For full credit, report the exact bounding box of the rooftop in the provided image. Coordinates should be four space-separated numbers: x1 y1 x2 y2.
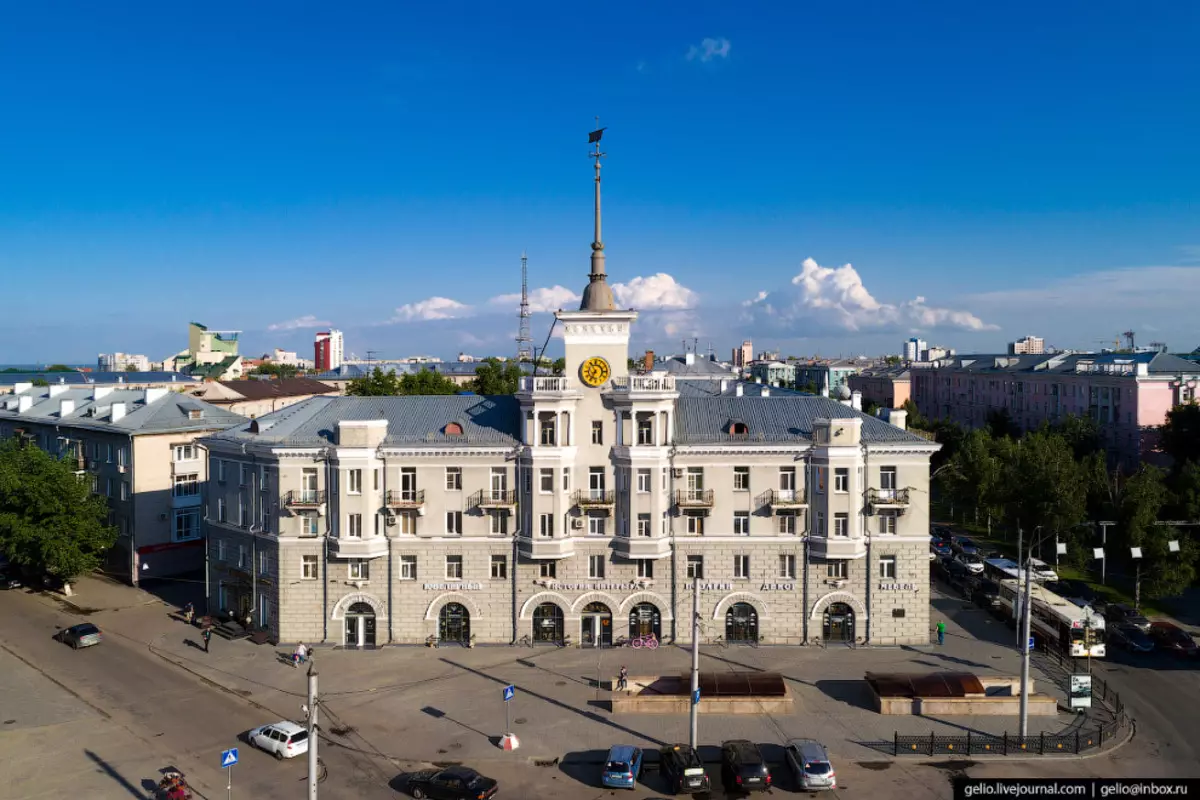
213 377 338 401
674 395 935 445
0 387 247 434
0 371 199 387
930 351 1200 377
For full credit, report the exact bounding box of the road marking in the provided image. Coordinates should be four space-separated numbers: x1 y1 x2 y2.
0 640 112 720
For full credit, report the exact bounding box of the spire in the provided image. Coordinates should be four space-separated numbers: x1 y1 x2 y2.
516 251 533 362
579 118 616 312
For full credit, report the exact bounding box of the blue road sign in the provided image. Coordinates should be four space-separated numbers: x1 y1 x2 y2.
503 685 516 702
692 689 701 706
221 748 239 768
1027 637 1036 652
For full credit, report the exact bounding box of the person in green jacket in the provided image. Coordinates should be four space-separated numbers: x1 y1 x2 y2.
936 620 947 645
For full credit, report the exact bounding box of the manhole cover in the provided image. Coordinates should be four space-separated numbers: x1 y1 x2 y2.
3 720 15 725
556 681 567 686
514 717 527 725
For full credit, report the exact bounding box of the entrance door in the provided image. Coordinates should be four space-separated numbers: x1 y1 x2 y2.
823 602 856 643
533 603 564 644
581 601 612 647
399 468 417 503
439 603 471 644
628 603 661 638
725 603 759 644
301 469 318 503
686 468 704 501
344 602 377 648
490 468 507 502
588 468 606 501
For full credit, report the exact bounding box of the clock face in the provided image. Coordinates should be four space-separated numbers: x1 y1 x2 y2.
580 356 611 387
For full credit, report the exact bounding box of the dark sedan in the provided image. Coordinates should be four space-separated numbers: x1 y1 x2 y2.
0 570 21 590
405 766 497 800
1108 623 1155 653
1149 622 1198 657
660 744 710 795
1107 604 1151 632
54 623 103 649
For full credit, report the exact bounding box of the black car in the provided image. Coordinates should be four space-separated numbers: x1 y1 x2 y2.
1107 604 1151 632
971 579 1002 613
405 766 497 800
660 744 710 795
1148 622 1198 657
1108 623 1154 653
720 739 771 793
0 570 21 590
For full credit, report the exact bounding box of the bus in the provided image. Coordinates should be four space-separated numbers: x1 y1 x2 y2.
996 578 1106 658
983 558 1025 583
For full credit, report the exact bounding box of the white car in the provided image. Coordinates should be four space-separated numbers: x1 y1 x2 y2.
248 721 309 760
954 553 984 574
1027 558 1058 582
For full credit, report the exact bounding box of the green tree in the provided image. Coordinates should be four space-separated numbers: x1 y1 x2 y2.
252 363 299 379
885 355 901 366
1053 415 1105 460
46 364 74 372
346 367 402 396
901 398 926 429
551 357 566 377
0 439 117 584
1005 429 1090 558
985 407 1020 440
1160 403 1200 466
862 399 881 417
124 364 139 372
469 358 524 395
397 369 460 396
32 377 48 387
940 429 1006 523
800 380 820 395
1165 460 1200 521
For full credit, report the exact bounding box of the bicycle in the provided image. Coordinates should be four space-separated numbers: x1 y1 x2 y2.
630 633 659 650
708 635 727 649
556 634 573 648
513 634 532 648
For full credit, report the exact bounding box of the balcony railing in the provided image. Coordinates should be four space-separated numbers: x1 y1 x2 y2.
674 489 715 508
284 490 326 508
609 375 676 393
758 489 808 509
573 489 615 508
519 376 574 393
386 489 426 508
470 489 517 509
868 487 910 507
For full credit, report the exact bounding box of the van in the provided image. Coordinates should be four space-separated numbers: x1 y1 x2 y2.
785 739 836 791
601 744 643 790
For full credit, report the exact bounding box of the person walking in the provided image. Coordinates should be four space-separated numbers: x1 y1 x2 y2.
202 627 212 653
616 665 628 692
936 620 947 646
293 642 307 668
183 602 195 625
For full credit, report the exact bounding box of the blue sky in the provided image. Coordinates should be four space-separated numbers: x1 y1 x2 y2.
1 1 1197 364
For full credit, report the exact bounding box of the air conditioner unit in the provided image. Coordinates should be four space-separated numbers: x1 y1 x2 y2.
117 465 127 473
159 513 168 521
385 515 397 527
571 518 585 530
672 468 684 478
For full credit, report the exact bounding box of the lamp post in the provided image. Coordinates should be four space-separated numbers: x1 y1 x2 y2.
1130 547 1143 611
1096 522 1115 585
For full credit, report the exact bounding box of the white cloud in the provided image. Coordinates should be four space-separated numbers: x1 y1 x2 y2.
488 285 580 313
388 296 473 323
686 37 731 62
267 314 331 331
966 266 1200 313
613 273 698 310
742 257 997 336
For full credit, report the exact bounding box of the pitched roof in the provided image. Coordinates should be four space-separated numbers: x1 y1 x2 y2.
934 351 1200 376
217 378 338 401
674 396 933 445
655 355 737 378
0 387 247 434
0 371 199 387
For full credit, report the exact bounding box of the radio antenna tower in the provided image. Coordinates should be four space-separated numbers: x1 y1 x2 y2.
516 251 534 362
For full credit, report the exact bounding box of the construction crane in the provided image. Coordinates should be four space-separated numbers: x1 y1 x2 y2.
1122 330 1136 351
1093 338 1119 352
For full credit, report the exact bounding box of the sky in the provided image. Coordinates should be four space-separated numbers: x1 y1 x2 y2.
1 2 1197 364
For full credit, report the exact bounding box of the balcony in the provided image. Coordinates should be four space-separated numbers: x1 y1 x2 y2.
613 535 672 560
807 536 867 560
518 376 578 396
609 375 677 395
517 535 575 560
573 489 615 509
673 489 714 509
470 489 517 510
284 490 326 513
867 487 910 511
386 489 426 510
758 489 808 512
329 535 389 560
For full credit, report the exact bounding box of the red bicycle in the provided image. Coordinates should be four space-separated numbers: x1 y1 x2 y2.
630 633 659 650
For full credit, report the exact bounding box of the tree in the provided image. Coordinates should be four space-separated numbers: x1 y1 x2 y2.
252 363 299 380
1005 430 1090 559
46 364 74 372
985 407 1020 440
469 358 524 395
940 429 1005 522
551 357 566 377
885 355 901 366
0 439 117 584
901 398 926 429
346 367 402 396
31 378 48 387
1053 415 1104 460
862 399 881 417
1160 403 1200 466
124 364 139 372
397 369 460 396
800 380 820 395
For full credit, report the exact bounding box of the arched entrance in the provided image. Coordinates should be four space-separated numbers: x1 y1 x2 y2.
439 603 471 645
628 603 661 639
532 602 564 644
823 602 856 643
581 601 613 648
344 602 376 649
725 603 759 644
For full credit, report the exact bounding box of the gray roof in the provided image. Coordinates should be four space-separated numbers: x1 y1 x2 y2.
0 387 246 434
674 396 933 445
0 371 199 387
934 351 1200 376
206 395 522 447
655 355 737 378
675 380 811 399
311 361 534 381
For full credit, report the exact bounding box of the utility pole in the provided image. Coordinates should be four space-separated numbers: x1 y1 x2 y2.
1019 546 1034 739
1097 521 1114 585
1015 523 1023 648
307 660 319 800
689 577 700 750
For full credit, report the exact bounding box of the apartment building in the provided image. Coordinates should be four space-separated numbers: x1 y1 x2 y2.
98 352 152 372
0 371 200 396
848 366 912 410
314 330 345 372
0 384 245 581
747 360 797 387
187 378 338 417
911 351 1200 468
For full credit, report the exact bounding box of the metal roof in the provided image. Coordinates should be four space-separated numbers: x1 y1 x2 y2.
0 387 247 434
674 396 935 444
0 371 199 386
215 378 337 401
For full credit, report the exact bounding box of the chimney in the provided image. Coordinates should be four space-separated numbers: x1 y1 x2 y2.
851 390 863 411
735 383 744 397
18 395 33 412
144 387 168 404
111 402 127 422
48 384 70 397
889 408 908 431
14 382 32 394
720 379 729 392
684 352 695 366
762 387 770 397
93 386 114 401
643 350 655 372
59 399 75 417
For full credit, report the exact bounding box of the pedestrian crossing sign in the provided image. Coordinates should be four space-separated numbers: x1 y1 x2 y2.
221 748 239 768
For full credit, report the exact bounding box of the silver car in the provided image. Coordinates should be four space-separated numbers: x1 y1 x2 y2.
785 738 836 791
55 623 103 649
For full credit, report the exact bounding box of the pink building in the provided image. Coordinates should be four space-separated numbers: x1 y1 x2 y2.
911 352 1200 469
848 366 911 410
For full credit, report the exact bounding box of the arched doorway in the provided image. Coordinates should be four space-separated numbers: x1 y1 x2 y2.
823 602 856 643
581 601 613 648
628 603 661 640
344 601 376 649
532 602 564 644
725 603 759 644
439 603 471 645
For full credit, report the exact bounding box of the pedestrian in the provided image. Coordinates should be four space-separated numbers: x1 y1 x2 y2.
617 665 628 692
293 642 307 668
936 620 947 646
183 602 194 625
202 627 212 653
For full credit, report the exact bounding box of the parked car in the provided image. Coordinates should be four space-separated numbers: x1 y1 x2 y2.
659 744 710 795
601 745 643 790
971 579 1003 613
951 536 979 556
1108 623 1155 653
54 623 102 649
1027 558 1058 582
1106 604 1151 632
784 738 837 791
248 721 309 760
930 539 952 558
1148 622 1198 657
720 740 771 793
405 766 498 800
931 526 952 542
0 570 21 590
954 553 985 574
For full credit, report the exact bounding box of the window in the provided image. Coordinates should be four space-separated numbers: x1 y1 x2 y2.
540 415 556 446
217 539 227 561
636 469 651 493
301 555 318 580
734 555 750 579
173 473 200 497
539 513 554 538
118 446 129 468
827 561 847 579
637 416 653 445
815 467 826 494
686 555 704 579
686 514 704 535
637 559 654 579
778 513 796 535
562 468 571 492
237 545 247 569
733 511 750 535
373 469 380 491
217 459 226 482
588 516 606 536
779 467 796 493
105 478 113 497
106 443 114 463
591 420 603 444
733 466 750 491
258 550 270 576
778 554 796 579
834 468 849 493
834 513 849 537
173 444 197 462
120 481 130 501
490 512 508 535
588 466 606 498
539 561 557 579
445 555 463 580
445 467 462 491
491 555 507 579
91 476 99 494
815 511 826 537
539 468 554 493
880 555 897 579
878 511 897 534
173 509 200 542
399 555 417 580
240 463 250 486
302 515 319 536
347 469 362 494
398 512 417 535
347 514 363 538
349 560 370 581
880 466 897 491
588 554 605 579
217 497 227 523
446 511 463 535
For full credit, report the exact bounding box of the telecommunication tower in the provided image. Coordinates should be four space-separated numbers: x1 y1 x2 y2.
516 251 534 362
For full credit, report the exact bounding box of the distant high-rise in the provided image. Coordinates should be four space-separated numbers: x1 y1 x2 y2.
732 340 753 368
904 337 928 362
314 330 344 372
1008 336 1045 355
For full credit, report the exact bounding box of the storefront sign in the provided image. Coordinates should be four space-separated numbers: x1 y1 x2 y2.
1069 674 1092 709
877 582 918 592
535 580 651 591
698 582 732 591
759 582 796 591
423 582 484 591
